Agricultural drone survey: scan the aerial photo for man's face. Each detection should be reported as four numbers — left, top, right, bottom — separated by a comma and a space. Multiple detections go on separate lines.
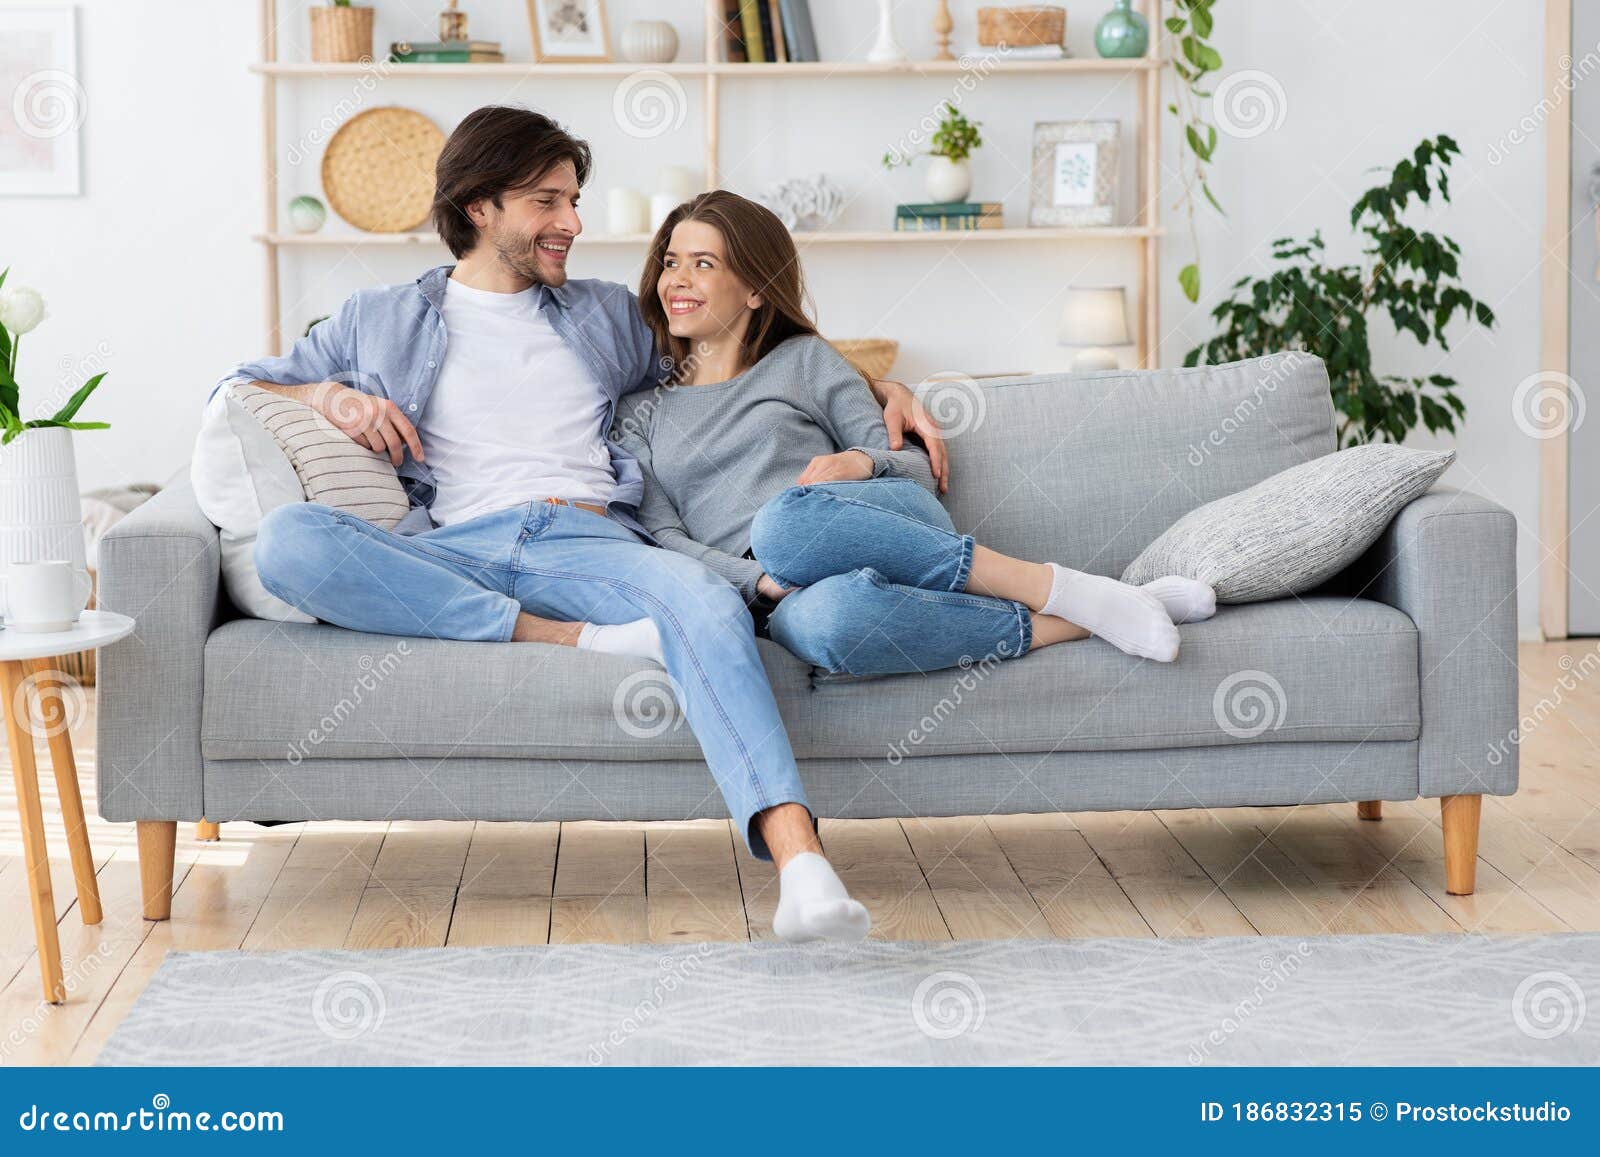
469, 159, 582, 286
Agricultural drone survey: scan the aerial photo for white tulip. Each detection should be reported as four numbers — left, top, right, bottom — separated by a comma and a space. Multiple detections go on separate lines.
0, 286, 48, 335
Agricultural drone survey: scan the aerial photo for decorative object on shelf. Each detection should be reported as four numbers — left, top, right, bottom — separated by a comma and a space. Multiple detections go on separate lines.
309, 2, 375, 64
932, 0, 955, 61
1166, 0, 1223, 301
866, 0, 907, 62
0, 6, 82, 196
1188, 136, 1495, 448
320, 107, 446, 233
1029, 120, 1118, 227
526, 0, 610, 63
390, 39, 505, 62
895, 201, 1001, 231
830, 338, 899, 380
883, 101, 982, 205
648, 192, 677, 231
0, 267, 111, 577
621, 19, 678, 63
754, 174, 844, 231
1094, 0, 1148, 58
286, 195, 327, 234
656, 165, 696, 202
606, 187, 648, 236
1059, 285, 1130, 371
977, 6, 1065, 48
439, 0, 468, 42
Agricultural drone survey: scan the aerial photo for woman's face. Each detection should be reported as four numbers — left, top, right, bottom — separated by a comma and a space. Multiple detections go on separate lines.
656, 219, 761, 345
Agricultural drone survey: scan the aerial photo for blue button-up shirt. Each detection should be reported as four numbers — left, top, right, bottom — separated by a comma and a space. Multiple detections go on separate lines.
217, 264, 660, 538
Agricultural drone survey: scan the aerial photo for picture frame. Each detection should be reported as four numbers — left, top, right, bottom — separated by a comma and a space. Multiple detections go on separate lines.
1029, 120, 1120, 228
526, 0, 611, 63
0, 4, 82, 196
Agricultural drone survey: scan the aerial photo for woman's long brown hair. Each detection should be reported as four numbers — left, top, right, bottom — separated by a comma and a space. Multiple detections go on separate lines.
638, 190, 825, 383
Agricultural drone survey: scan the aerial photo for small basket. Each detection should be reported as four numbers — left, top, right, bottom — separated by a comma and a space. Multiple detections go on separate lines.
830, 338, 899, 380
310, 5, 375, 63
977, 6, 1066, 48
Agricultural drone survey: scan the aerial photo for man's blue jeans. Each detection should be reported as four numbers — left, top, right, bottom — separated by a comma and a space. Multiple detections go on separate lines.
253, 500, 808, 857
750, 478, 1034, 677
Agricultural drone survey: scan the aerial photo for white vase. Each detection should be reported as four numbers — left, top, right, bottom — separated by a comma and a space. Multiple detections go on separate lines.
621, 20, 679, 63
924, 155, 971, 203
0, 427, 87, 588
867, 0, 907, 62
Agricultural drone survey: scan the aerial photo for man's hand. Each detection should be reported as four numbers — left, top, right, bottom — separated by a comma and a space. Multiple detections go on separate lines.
868, 377, 950, 494
757, 574, 794, 603
306, 382, 424, 467
796, 449, 873, 486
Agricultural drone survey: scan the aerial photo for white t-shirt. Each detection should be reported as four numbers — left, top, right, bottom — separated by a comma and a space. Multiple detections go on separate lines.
420, 278, 617, 527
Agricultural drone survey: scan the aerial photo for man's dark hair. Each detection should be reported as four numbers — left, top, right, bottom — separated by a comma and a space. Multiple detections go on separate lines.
430, 106, 592, 258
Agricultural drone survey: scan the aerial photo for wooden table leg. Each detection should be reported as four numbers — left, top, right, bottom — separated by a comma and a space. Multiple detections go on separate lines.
0, 659, 65, 1003
27, 659, 101, 925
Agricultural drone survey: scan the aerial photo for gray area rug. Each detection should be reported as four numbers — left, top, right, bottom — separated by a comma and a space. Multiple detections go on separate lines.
99, 934, 1599, 1066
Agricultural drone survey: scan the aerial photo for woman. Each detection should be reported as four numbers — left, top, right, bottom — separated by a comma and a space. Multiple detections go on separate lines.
615, 191, 1216, 680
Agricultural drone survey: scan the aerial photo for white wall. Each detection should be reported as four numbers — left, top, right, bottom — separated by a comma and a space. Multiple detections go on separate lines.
1, 0, 1552, 634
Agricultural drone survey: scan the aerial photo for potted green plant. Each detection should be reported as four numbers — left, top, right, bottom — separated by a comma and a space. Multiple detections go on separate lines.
0, 268, 110, 574
883, 102, 983, 203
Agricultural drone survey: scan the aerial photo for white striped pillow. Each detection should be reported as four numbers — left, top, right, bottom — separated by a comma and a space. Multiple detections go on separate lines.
229, 383, 410, 530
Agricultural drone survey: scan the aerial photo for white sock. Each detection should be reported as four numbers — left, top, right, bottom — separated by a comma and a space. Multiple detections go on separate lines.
576, 618, 665, 666
1142, 576, 1217, 624
772, 851, 871, 943
1040, 563, 1180, 662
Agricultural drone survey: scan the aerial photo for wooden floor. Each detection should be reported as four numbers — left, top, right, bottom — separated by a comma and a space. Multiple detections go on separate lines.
3, 640, 1600, 1064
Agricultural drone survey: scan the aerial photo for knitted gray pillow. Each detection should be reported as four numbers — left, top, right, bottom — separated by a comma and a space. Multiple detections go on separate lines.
1121, 444, 1455, 603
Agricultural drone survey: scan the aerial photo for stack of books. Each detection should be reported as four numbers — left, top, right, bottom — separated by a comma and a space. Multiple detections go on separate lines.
965, 43, 1068, 63
389, 39, 505, 63
720, 0, 819, 63
894, 202, 1004, 231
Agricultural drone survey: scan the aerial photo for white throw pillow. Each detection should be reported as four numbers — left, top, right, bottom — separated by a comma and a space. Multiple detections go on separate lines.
190, 389, 314, 622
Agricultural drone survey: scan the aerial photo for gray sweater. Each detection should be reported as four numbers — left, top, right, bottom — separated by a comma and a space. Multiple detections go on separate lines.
612, 334, 937, 599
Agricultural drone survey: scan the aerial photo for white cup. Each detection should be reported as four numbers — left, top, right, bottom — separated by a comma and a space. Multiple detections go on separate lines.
0, 560, 93, 633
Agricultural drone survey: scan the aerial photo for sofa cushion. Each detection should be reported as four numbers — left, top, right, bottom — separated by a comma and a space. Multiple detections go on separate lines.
942, 352, 1335, 576
199, 596, 1417, 763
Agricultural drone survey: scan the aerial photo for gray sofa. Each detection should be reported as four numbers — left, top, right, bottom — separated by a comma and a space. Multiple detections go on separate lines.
96, 353, 1519, 918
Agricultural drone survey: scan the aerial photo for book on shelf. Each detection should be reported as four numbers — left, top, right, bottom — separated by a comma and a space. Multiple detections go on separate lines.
739, 0, 766, 62
390, 50, 506, 63
391, 39, 502, 54
765, 1, 787, 62
896, 201, 1003, 219
779, 0, 818, 62
727, 0, 818, 63
719, 0, 747, 62
894, 215, 1005, 231
967, 43, 1067, 60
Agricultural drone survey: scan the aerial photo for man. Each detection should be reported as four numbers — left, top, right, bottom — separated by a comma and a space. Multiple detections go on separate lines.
224, 106, 946, 942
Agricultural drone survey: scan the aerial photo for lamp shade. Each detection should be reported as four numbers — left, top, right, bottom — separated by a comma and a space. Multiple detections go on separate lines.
1059, 285, 1131, 347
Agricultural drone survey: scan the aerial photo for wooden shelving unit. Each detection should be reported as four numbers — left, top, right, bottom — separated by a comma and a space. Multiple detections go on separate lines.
256, 0, 1163, 361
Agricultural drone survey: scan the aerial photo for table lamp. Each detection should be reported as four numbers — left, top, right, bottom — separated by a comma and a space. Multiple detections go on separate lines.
1059, 285, 1131, 371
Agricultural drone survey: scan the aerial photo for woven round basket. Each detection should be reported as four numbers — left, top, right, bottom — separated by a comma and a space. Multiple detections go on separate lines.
977, 6, 1066, 47
309, 6, 375, 63
321, 107, 445, 233
830, 338, 899, 380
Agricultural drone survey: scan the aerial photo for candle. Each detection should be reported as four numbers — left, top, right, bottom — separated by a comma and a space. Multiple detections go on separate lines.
606, 187, 648, 236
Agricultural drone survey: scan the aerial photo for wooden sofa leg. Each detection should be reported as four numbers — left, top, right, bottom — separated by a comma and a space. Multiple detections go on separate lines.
195, 820, 220, 842
1441, 794, 1482, 896
137, 821, 177, 920
1357, 801, 1382, 821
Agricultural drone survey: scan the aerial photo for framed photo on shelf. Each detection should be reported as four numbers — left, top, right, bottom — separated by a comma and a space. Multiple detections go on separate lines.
526, 0, 610, 63
1029, 120, 1119, 228
0, 4, 82, 196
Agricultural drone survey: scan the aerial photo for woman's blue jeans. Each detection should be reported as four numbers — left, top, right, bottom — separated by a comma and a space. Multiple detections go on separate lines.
749, 478, 1033, 676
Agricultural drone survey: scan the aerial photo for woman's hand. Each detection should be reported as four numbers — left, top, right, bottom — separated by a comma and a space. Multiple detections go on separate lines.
306, 381, 424, 467
757, 574, 794, 602
796, 449, 873, 485
868, 377, 950, 494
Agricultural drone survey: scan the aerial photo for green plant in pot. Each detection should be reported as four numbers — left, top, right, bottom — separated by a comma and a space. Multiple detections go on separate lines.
1185, 136, 1495, 447
882, 102, 983, 204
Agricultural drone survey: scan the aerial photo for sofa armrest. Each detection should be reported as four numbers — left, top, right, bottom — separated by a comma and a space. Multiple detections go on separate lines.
95, 479, 221, 821
1345, 486, 1519, 799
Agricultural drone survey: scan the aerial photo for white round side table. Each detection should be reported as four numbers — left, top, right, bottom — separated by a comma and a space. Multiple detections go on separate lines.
0, 610, 135, 1004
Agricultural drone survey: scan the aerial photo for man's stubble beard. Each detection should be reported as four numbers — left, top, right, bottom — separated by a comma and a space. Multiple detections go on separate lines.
490, 221, 566, 287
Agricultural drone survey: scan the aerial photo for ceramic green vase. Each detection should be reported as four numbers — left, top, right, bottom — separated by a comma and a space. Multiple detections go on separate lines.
1096, 0, 1149, 59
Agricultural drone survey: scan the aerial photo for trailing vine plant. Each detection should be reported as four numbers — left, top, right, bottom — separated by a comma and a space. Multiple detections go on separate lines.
1165, 0, 1223, 303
